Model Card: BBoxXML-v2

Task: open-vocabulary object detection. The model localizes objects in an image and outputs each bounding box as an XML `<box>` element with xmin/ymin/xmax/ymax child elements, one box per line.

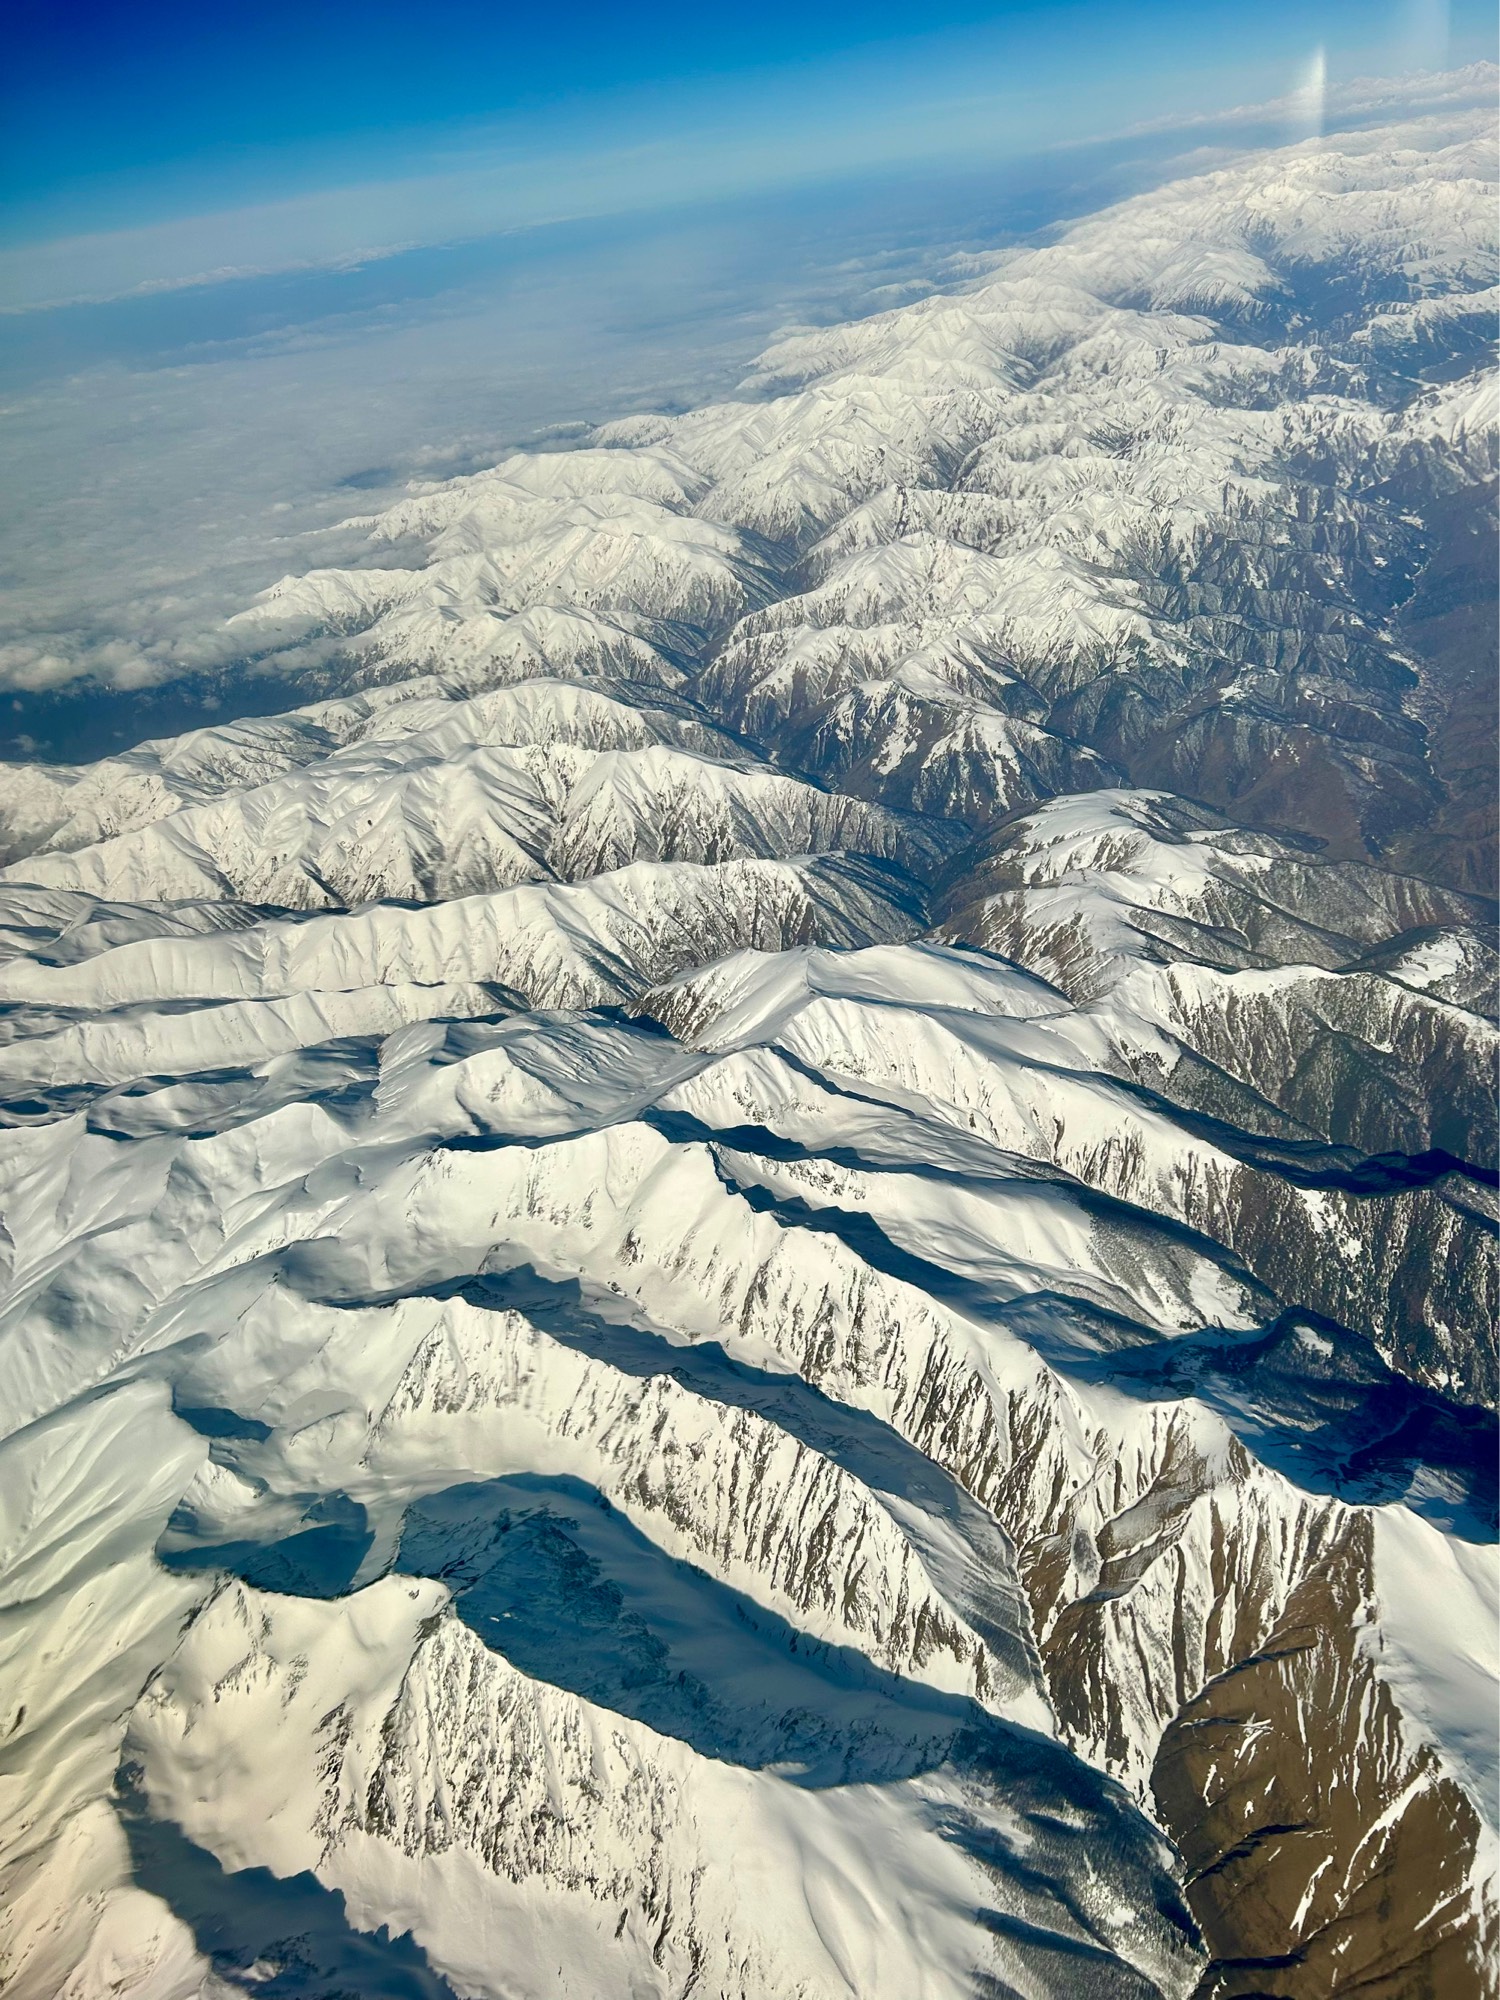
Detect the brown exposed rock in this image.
<box><xmin>1153</xmin><ymin>1513</ymin><xmax>1494</xmax><ymax>1998</ymax></box>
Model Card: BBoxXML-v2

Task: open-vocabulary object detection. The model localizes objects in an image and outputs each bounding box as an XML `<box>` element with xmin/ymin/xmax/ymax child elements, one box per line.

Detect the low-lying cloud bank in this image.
<box><xmin>0</xmin><ymin>64</ymin><xmax>1492</xmax><ymax>753</ymax></box>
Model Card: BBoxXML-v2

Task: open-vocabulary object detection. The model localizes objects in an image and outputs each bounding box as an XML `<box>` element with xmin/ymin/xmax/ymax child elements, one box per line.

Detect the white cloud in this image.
<box><xmin>0</xmin><ymin>26</ymin><xmax>1333</xmax><ymax>314</ymax></box>
<box><xmin>1121</xmin><ymin>56</ymin><xmax>1494</xmax><ymax>141</ymax></box>
<box><xmin>0</xmin><ymin>194</ymin><xmax>1017</xmax><ymax>710</ymax></box>
<box><xmin>7</xmin><ymin>52</ymin><xmax>1493</xmax><ymax>318</ymax></box>
<box><xmin>0</xmin><ymin>62</ymin><xmax>1492</xmax><ymax>723</ymax></box>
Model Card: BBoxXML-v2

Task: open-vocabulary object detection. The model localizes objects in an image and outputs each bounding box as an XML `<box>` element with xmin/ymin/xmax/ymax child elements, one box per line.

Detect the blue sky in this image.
<box><xmin>2</xmin><ymin>0</ymin><xmax>1490</xmax><ymax>307</ymax></box>
<box><xmin>0</xmin><ymin>1</ymin><xmax>1492</xmax><ymax>733</ymax></box>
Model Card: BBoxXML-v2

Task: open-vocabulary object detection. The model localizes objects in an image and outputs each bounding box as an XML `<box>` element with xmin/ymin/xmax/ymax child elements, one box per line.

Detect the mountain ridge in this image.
<box><xmin>0</xmin><ymin>76</ymin><xmax>1495</xmax><ymax>2000</ymax></box>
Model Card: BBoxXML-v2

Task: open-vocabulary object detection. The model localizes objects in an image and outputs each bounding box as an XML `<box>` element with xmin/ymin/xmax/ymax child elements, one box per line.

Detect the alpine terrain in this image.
<box><xmin>0</xmin><ymin>70</ymin><xmax>1496</xmax><ymax>2000</ymax></box>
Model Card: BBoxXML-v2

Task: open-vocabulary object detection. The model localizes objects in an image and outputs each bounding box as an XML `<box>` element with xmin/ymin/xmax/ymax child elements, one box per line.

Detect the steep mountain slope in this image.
<box><xmin>4</xmin><ymin>734</ymin><xmax>946</xmax><ymax>910</ymax></box>
<box><xmin>0</xmin><ymin>74</ymin><xmax>1495</xmax><ymax>2000</ymax></box>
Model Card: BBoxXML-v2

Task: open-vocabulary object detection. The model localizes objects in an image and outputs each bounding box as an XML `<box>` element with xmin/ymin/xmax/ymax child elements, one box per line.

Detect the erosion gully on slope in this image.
<box><xmin>0</xmin><ymin>70</ymin><xmax>1496</xmax><ymax>2000</ymax></box>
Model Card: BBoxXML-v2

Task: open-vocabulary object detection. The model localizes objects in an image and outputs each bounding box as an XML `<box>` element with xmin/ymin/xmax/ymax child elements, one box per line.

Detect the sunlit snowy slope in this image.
<box><xmin>0</xmin><ymin>75</ymin><xmax>1496</xmax><ymax>2000</ymax></box>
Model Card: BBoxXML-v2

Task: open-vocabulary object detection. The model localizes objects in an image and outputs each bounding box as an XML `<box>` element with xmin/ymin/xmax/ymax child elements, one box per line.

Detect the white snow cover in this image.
<box><xmin>0</xmin><ymin>73</ymin><xmax>1496</xmax><ymax>2000</ymax></box>
<box><xmin>1369</xmin><ymin>1510</ymin><xmax>1500</xmax><ymax>1825</ymax></box>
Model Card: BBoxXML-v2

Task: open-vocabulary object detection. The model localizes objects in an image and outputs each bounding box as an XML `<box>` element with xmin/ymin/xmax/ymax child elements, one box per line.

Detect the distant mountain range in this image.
<box><xmin>0</xmin><ymin>73</ymin><xmax>1495</xmax><ymax>2000</ymax></box>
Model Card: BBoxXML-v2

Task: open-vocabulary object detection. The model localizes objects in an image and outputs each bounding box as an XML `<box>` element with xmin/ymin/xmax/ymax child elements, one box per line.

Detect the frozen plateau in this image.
<box><xmin>0</xmin><ymin>69</ymin><xmax>1497</xmax><ymax>2000</ymax></box>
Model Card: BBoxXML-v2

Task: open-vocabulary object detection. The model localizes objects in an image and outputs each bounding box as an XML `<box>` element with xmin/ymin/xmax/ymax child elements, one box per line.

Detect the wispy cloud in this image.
<box><xmin>0</xmin><ymin>176</ymin><xmax>1047</xmax><ymax>716</ymax></box>
<box><xmin>1120</xmin><ymin>56</ymin><xmax>1494</xmax><ymax>141</ymax></box>
<box><xmin>1</xmin><ymin>61</ymin><xmax>1494</xmax><ymax>729</ymax></box>
<box><xmin>0</xmin><ymin>244</ymin><xmax>423</xmax><ymax>318</ymax></box>
<box><xmin>0</xmin><ymin>17</ymin><xmax>1434</xmax><ymax>315</ymax></box>
<box><xmin>8</xmin><ymin>45</ymin><xmax>1494</xmax><ymax>319</ymax></box>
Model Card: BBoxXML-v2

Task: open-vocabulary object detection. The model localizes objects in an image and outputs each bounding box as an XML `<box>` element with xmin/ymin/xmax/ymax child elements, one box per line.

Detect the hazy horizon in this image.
<box><xmin>0</xmin><ymin>1</ymin><xmax>1494</xmax><ymax>749</ymax></box>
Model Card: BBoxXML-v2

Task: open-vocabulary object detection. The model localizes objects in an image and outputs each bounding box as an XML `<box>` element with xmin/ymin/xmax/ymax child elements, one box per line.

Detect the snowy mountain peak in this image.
<box><xmin>1</xmin><ymin>78</ymin><xmax>1495</xmax><ymax>2000</ymax></box>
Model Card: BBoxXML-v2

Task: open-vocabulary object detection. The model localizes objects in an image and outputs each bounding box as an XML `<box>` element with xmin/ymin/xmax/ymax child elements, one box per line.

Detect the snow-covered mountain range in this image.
<box><xmin>1</xmin><ymin>75</ymin><xmax>1496</xmax><ymax>2000</ymax></box>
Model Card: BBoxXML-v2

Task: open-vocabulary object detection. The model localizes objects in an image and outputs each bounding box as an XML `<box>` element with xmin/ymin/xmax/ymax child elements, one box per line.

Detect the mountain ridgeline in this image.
<box><xmin>0</xmin><ymin>78</ymin><xmax>1496</xmax><ymax>2000</ymax></box>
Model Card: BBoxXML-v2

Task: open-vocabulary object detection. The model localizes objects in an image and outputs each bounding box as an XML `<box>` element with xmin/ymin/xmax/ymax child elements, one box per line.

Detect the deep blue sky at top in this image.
<box><xmin>0</xmin><ymin>0</ymin><xmax>1492</xmax><ymax>727</ymax></box>
<box><xmin>3</xmin><ymin>0</ymin><xmax>1493</xmax><ymax>289</ymax></box>
<box><xmin>16</xmin><ymin>0</ymin><xmax>1030</xmax><ymax>198</ymax></box>
<box><xmin>6</xmin><ymin>0</ymin><xmax>1266</xmax><ymax>206</ymax></box>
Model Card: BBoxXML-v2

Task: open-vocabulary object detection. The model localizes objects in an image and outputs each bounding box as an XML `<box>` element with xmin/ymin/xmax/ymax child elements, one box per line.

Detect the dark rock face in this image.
<box><xmin>0</xmin><ymin>84</ymin><xmax>1495</xmax><ymax>2000</ymax></box>
<box><xmin>1154</xmin><ymin>1516</ymin><xmax>1491</xmax><ymax>2000</ymax></box>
